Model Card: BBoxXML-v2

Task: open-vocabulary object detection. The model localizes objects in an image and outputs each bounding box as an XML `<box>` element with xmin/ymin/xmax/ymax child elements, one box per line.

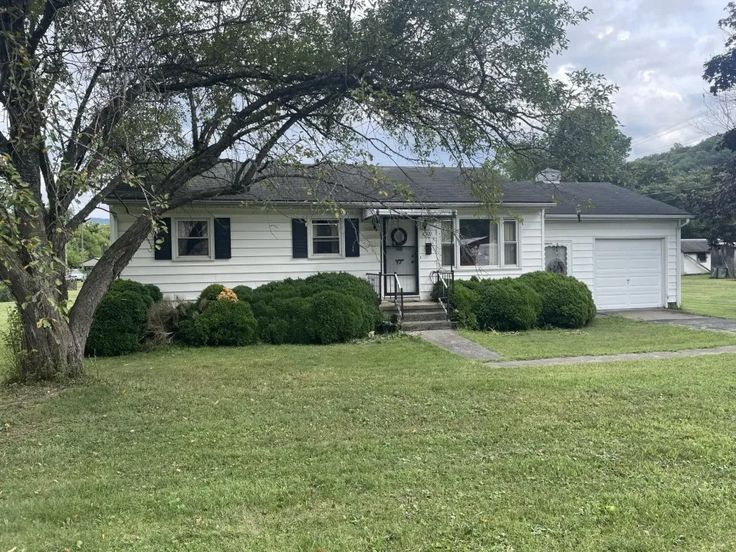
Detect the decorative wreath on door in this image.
<box><xmin>390</xmin><ymin>227</ymin><xmax>408</xmax><ymax>246</ymax></box>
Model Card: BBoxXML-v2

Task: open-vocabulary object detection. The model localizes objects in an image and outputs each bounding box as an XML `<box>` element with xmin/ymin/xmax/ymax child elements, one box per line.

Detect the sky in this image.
<box><xmin>552</xmin><ymin>0</ymin><xmax>729</xmax><ymax>158</ymax></box>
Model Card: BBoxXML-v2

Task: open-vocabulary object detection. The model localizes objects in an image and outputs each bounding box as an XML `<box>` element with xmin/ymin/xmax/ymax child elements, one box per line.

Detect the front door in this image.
<box><xmin>383</xmin><ymin>218</ymin><xmax>418</xmax><ymax>295</ymax></box>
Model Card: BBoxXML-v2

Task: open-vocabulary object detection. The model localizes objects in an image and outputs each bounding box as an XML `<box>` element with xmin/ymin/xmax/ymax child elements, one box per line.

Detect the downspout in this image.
<box><xmin>676</xmin><ymin>218</ymin><xmax>690</xmax><ymax>307</ymax></box>
<box><xmin>540</xmin><ymin>208</ymin><xmax>546</xmax><ymax>271</ymax></box>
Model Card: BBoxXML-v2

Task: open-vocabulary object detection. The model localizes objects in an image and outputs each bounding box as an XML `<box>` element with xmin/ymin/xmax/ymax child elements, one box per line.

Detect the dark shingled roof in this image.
<box><xmin>109</xmin><ymin>163</ymin><xmax>689</xmax><ymax>217</ymax></box>
<box><xmin>545</xmin><ymin>182</ymin><xmax>690</xmax><ymax>217</ymax></box>
<box><xmin>681</xmin><ymin>239</ymin><xmax>711</xmax><ymax>254</ymax></box>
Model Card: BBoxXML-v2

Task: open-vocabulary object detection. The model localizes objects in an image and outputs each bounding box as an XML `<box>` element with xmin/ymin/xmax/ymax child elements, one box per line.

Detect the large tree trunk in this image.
<box><xmin>6</xmin><ymin>215</ymin><xmax>154</xmax><ymax>382</ymax></box>
<box><xmin>18</xmin><ymin>303</ymin><xmax>83</xmax><ymax>381</ymax></box>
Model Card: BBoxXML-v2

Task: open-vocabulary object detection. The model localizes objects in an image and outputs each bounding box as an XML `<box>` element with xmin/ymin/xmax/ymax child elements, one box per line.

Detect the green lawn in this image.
<box><xmin>682</xmin><ymin>274</ymin><xmax>736</xmax><ymax>318</ymax></box>
<box><xmin>3</xmin><ymin>339</ymin><xmax>736</xmax><ymax>550</ymax></box>
<box><xmin>460</xmin><ymin>315</ymin><xmax>736</xmax><ymax>360</ymax></box>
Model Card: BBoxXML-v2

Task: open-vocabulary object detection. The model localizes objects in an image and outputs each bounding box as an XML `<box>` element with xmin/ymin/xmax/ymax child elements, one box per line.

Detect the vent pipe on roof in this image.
<box><xmin>535</xmin><ymin>168</ymin><xmax>561</xmax><ymax>184</ymax></box>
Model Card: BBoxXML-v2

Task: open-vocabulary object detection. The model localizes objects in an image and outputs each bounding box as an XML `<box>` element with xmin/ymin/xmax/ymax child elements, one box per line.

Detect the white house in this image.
<box><xmin>108</xmin><ymin>164</ymin><xmax>690</xmax><ymax>311</ymax></box>
<box><xmin>681</xmin><ymin>239</ymin><xmax>711</xmax><ymax>275</ymax></box>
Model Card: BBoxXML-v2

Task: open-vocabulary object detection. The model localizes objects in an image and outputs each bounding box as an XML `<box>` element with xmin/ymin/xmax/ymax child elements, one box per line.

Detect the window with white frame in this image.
<box><xmin>457</xmin><ymin>218</ymin><xmax>519</xmax><ymax>267</ymax></box>
<box><xmin>176</xmin><ymin>219</ymin><xmax>210</xmax><ymax>257</ymax></box>
<box><xmin>459</xmin><ymin>219</ymin><xmax>497</xmax><ymax>266</ymax></box>
<box><xmin>503</xmin><ymin>220</ymin><xmax>518</xmax><ymax>266</ymax></box>
<box><xmin>440</xmin><ymin>219</ymin><xmax>454</xmax><ymax>266</ymax></box>
<box><xmin>311</xmin><ymin>219</ymin><xmax>341</xmax><ymax>255</ymax></box>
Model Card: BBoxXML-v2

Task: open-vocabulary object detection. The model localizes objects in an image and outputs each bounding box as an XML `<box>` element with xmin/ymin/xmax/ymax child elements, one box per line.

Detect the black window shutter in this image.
<box><xmin>214</xmin><ymin>218</ymin><xmax>231</xmax><ymax>259</ymax></box>
<box><xmin>292</xmin><ymin>219</ymin><xmax>308</xmax><ymax>258</ymax></box>
<box><xmin>345</xmin><ymin>218</ymin><xmax>360</xmax><ymax>257</ymax></box>
<box><xmin>154</xmin><ymin>217</ymin><xmax>172</xmax><ymax>260</ymax></box>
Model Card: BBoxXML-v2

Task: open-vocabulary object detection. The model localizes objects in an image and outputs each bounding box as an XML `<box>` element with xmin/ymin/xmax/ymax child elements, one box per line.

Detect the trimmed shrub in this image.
<box><xmin>109</xmin><ymin>279</ymin><xmax>155</xmax><ymax>307</ymax></box>
<box><xmin>232</xmin><ymin>285</ymin><xmax>253</xmax><ymax>303</ymax></box>
<box><xmin>474</xmin><ymin>278</ymin><xmax>542</xmax><ymax>331</ymax></box>
<box><xmin>450</xmin><ymin>282</ymin><xmax>480</xmax><ymax>330</ymax></box>
<box><xmin>309</xmin><ymin>291</ymin><xmax>365</xmax><ymax>344</ymax></box>
<box><xmin>519</xmin><ymin>271</ymin><xmax>596</xmax><ymax>328</ymax></box>
<box><xmin>86</xmin><ymin>290</ymin><xmax>149</xmax><ymax>356</ymax></box>
<box><xmin>144</xmin><ymin>284</ymin><xmax>163</xmax><ymax>303</ymax></box>
<box><xmin>181</xmin><ymin>300</ymin><xmax>258</xmax><ymax>347</ymax></box>
<box><xmin>255</xmin><ymin>296</ymin><xmax>313</xmax><ymax>344</ymax></box>
<box><xmin>197</xmin><ymin>284</ymin><xmax>226</xmax><ymax>308</ymax></box>
<box><xmin>247</xmin><ymin>273</ymin><xmax>381</xmax><ymax>344</ymax></box>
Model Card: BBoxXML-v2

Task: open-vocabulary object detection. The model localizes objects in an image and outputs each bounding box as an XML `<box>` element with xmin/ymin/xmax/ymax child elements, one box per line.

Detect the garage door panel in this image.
<box><xmin>594</xmin><ymin>239</ymin><xmax>664</xmax><ymax>310</ymax></box>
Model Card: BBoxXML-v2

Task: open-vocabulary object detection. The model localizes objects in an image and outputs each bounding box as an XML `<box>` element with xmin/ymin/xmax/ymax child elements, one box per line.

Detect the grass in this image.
<box><xmin>460</xmin><ymin>315</ymin><xmax>736</xmax><ymax>360</ymax></box>
<box><xmin>682</xmin><ymin>274</ymin><xmax>736</xmax><ymax>318</ymax></box>
<box><xmin>2</xmin><ymin>339</ymin><xmax>736</xmax><ymax>550</ymax></box>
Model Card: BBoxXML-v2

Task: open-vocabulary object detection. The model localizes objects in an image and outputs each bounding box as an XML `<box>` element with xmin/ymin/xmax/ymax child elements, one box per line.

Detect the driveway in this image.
<box><xmin>606</xmin><ymin>309</ymin><xmax>736</xmax><ymax>333</ymax></box>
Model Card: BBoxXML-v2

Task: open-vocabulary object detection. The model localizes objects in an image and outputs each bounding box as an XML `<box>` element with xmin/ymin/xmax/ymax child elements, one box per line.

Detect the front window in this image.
<box><xmin>312</xmin><ymin>219</ymin><xmax>340</xmax><ymax>254</ymax></box>
<box><xmin>545</xmin><ymin>244</ymin><xmax>568</xmax><ymax>274</ymax></box>
<box><xmin>503</xmin><ymin>220</ymin><xmax>518</xmax><ymax>266</ymax></box>
<box><xmin>440</xmin><ymin>220</ymin><xmax>454</xmax><ymax>266</ymax></box>
<box><xmin>459</xmin><ymin>219</ymin><xmax>498</xmax><ymax>266</ymax></box>
<box><xmin>177</xmin><ymin>220</ymin><xmax>210</xmax><ymax>257</ymax></box>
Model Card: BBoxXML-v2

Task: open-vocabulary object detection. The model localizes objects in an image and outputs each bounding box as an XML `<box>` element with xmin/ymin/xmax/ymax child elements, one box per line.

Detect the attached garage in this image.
<box><xmin>593</xmin><ymin>239</ymin><xmax>664</xmax><ymax>310</ymax></box>
<box><xmin>544</xmin><ymin>181</ymin><xmax>690</xmax><ymax>311</ymax></box>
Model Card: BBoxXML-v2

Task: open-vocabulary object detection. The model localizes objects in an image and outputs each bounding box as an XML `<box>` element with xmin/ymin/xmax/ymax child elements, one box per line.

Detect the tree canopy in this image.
<box><xmin>498</xmin><ymin>106</ymin><xmax>630</xmax><ymax>182</ymax></box>
<box><xmin>0</xmin><ymin>0</ymin><xmax>604</xmax><ymax>380</ymax></box>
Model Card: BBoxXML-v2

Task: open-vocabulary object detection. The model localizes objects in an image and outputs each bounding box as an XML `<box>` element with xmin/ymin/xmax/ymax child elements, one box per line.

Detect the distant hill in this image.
<box><xmin>88</xmin><ymin>216</ymin><xmax>109</xmax><ymax>225</ymax></box>
<box><xmin>618</xmin><ymin>136</ymin><xmax>736</xmax><ymax>238</ymax></box>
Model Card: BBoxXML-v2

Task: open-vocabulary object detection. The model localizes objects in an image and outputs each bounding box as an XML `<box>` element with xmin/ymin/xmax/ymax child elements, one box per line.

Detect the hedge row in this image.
<box><xmin>87</xmin><ymin>273</ymin><xmax>384</xmax><ymax>356</ymax></box>
<box><xmin>438</xmin><ymin>272</ymin><xmax>595</xmax><ymax>331</ymax></box>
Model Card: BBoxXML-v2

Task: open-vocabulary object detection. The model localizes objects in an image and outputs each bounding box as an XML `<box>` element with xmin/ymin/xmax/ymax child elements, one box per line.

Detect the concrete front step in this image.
<box><xmin>402</xmin><ymin>319</ymin><xmax>454</xmax><ymax>331</ymax></box>
<box><xmin>403</xmin><ymin>310</ymin><xmax>447</xmax><ymax>322</ymax></box>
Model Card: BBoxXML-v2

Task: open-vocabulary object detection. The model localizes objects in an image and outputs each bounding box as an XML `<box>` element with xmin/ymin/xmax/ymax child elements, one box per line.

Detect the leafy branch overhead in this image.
<box><xmin>0</xmin><ymin>0</ymin><xmax>604</xmax><ymax>380</ymax></box>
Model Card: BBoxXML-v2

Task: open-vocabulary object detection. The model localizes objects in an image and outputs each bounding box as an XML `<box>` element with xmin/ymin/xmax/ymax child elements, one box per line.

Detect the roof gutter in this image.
<box><xmin>545</xmin><ymin>213</ymin><xmax>694</xmax><ymax>220</ymax></box>
<box><xmin>107</xmin><ymin>199</ymin><xmax>558</xmax><ymax>209</ymax></box>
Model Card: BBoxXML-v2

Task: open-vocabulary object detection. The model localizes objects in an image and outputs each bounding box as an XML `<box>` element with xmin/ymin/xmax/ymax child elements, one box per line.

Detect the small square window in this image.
<box><xmin>312</xmin><ymin>219</ymin><xmax>340</xmax><ymax>255</ymax></box>
<box><xmin>177</xmin><ymin>220</ymin><xmax>210</xmax><ymax>257</ymax></box>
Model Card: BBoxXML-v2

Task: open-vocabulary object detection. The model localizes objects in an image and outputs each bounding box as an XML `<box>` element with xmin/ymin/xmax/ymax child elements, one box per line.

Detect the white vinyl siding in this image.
<box><xmin>545</xmin><ymin>219</ymin><xmax>680</xmax><ymax>308</ymax></box>
<box><xmin>114</xmin><ymin>206</ymin><xmax>381</xmax><ymax>300</ymax></box>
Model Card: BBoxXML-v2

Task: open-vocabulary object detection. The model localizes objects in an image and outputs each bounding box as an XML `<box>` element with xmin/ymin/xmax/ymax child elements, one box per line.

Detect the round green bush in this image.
<box><xmin>86</xmin><ymin>290</ymin><xmax>149</xmax><ymax>356</ymax></box>
<box><xmin>519</xmin><ymin>271</ymin><xmax>596</xmax><ymax>328</ymax></box>
<box><xmin>255</xmin><ymin>296</ymin><xmax>313</xmax><ymax>344</ymax></box>
<box><xmin>183</xmin><ymin>299</ymin><xmax>258</xmax><ymax>347</ymax></box>
<box><xmin>474</xmin><ymin>279</ymin><xmax>542</xmax><ymax>331</ymax></box>
<box><xmin>309</xmin><ymin>291</ymin><xmax>365</xmax><ymax>344</ymax></box>
<box><xmin>109</xmin><ymin>279</ymin><xmax>155</xmax><ymax>307</ymax></box>
<box><xmin>197</xmin><ymin>284</ymin><xmax>226</xmax><ymax>309</ymax></box>
<box><xmin>232</xmin><ymin>285</ymin><xmax>253</xmax><ymax>303</ymax></box>
<box><xmin>449</xmin><ymin>281</ymin><xmax>480</xmax><ymax>329</ymax></box>
<box><xmin>144</xmin><ymin>284</ymin><xmax>163</xmax><ymax>303</ymax></box>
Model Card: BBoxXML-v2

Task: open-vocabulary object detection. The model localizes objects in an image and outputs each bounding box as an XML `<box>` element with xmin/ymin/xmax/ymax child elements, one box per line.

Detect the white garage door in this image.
<box><xmin>594</xmin><ymin>239</ymin><xmax>664</xmax><ymax>310</ymax></box>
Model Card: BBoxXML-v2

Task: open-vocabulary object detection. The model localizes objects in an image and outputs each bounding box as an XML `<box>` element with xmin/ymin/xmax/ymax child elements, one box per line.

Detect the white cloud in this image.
<box><xmin>551</xmin><ymin>0</ymin><xmax>727</xmax><ymax>158</ymax></box>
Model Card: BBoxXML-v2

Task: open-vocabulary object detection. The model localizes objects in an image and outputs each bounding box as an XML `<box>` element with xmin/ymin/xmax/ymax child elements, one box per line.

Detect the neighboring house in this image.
<box><xmin>108</xmin><ymin>164</ymin><xmax>690</xmax><ymax>311</ymax></box>
<box><xmin>681</xmin><ymin>239</ymin><xmax>711</xmax><ymax>275</ymax></box>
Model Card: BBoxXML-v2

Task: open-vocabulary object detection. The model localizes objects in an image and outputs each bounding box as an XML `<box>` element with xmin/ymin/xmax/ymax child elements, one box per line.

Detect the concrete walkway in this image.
<box><xmin>607</xmin><ymin>308</ymin><xmax>736</xmax><ymax>333</ymax></box>
<box><xmin>411</xmin><ymin>329</ymin><xmax>502</xmax><ymax>361</ymax></box>
<box><xmin>486</xmin><ymin>344</ymin><xmax>736</xmax><ymax>368</ymax></box>
<box><xmin>413</xmin><ymin>324</ymin><xmax>736</xmax><ymax>367</ymax></box>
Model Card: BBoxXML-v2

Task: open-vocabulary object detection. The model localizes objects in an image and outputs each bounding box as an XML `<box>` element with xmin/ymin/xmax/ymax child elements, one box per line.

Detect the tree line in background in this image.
<box><xmin>66</xmin><ymin>222</ymin><xmax>110</xmax><ymax>269</ymax></box>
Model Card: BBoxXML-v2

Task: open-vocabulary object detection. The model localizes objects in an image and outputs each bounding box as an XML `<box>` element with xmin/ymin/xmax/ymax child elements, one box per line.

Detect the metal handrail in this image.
<box><xmin>392</xmin><ymin>272</ymin><xmax>404</xmax><ymax>320</ymax></box>
<box><xmin>365</xmin><ymin>272</ymin><xmax>382</xmax><ymax>298</ymax></box>
<box><xmin>431</xmin><ymin>268</ymin><xmax>454</xmax><ymax>320</ymax></box>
